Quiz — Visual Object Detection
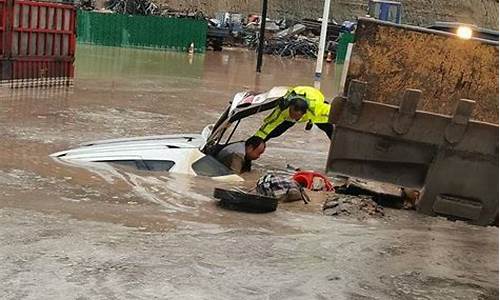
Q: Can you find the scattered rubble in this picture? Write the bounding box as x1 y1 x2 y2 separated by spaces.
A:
76 0 96 11
323 194 385 220
274 24 307 39
263 36 319 58
334 177 408 209
204 10 351 58
322 177 424 221
105 0 159 15
103 0 207 17
240 19 345 58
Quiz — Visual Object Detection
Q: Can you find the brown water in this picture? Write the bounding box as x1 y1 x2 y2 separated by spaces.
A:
0 45 497 299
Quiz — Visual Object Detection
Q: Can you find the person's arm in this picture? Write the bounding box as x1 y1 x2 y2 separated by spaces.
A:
255 108 288 141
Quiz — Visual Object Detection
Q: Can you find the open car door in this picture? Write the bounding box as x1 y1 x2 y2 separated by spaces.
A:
202 86 289 154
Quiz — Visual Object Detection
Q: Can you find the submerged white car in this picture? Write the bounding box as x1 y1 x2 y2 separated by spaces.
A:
51 87 289 181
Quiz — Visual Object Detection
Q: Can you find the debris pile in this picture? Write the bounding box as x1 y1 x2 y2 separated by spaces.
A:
76 0 96 11
334 178 408 209
103 0 206 17
263 36 319 58
241 18 353 58
204 12 355 58
323 194 385 219
105 0 159 15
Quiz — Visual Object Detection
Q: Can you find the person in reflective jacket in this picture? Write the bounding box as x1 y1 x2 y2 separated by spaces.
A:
254 86 333 141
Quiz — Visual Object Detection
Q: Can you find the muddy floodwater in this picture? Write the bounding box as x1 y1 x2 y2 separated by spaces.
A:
0 45 497 299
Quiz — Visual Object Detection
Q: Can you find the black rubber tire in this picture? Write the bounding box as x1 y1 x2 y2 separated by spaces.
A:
214 188 278 213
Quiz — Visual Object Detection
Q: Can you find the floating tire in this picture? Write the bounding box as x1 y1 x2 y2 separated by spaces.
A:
214 188 278 213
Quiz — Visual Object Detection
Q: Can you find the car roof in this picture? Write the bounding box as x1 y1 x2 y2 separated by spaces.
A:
79 134 204 147
53 146 200 161
51 135 204 159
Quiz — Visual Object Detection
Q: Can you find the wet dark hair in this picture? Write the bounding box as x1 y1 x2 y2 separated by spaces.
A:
289 97 308 114
246 136 265 149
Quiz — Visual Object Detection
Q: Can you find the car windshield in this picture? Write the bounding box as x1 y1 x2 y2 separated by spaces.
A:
192 155 234 177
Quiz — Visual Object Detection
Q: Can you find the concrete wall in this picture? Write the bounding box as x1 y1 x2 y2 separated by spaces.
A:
161 0 499 30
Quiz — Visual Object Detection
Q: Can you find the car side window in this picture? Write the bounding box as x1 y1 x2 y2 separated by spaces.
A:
107 160 148 170
143 160 175 171
104 160 175 172
192 155 233 177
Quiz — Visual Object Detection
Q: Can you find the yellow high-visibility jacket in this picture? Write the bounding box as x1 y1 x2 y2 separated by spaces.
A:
255 86 331 139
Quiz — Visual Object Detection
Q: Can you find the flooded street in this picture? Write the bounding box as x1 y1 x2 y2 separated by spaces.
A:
0 45 498 299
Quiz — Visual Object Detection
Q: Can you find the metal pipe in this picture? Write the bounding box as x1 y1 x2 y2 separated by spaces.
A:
225 120 241 145
256 0 268 73
314 0 332 81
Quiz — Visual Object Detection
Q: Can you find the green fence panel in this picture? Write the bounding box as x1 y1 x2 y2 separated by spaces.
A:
76 10 207 52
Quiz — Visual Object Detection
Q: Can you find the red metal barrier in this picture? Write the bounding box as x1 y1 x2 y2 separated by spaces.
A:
0 0 75 87
0 0 7 57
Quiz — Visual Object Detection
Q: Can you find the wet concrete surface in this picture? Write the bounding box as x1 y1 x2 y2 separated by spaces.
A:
0 45 497 299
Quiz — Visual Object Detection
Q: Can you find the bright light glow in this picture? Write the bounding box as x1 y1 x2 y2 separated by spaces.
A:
456 26 473 39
